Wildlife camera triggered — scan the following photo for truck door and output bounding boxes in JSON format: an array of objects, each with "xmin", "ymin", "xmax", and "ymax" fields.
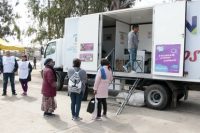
[
  {"xmin": 152, "ymin": 1, "xmax": 186, "ymax": 77},
  {"xmin": 115, "ymin": 21, "xmax": 129, "ymax": 71},
  {"xmin": 63, "ymin": 17, "xmax": 79, "ymax": 72},
  {"xmin": 77, "ymin": 14, "xmax": 101, "ymax": 71}
]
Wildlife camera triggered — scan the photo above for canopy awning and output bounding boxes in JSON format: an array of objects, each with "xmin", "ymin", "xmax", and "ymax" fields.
[{"xmin": 0, "ymin": 38, "xmax": 25, "ymax": 52}]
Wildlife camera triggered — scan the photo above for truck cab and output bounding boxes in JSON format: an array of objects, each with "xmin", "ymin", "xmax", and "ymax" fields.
[{"xmin": 42, "ymin": 38, "xmax": 67, "ymax": 90}]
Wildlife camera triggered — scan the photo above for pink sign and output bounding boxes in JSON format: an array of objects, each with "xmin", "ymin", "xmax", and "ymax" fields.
[
  {"xmin": 80, "ymin": 43, "xmax": 94, "ymax": 51},
  {"xmin": 79, "ymin": 53, "xmax": 93, "ymax": 62}
]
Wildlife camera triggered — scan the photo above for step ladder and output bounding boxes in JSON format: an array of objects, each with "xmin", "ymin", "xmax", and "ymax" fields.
[{"xmin": 116, "ymin": 78, "xmax": 141, "ymax": 115}]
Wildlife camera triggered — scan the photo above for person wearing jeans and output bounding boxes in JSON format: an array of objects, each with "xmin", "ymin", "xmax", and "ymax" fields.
[
  {"xmin": 0, "ymin": 51, "xmax": 18, "ymax": 96},
  {"xmin": 3, "ymin": 73, "xmax": 15, "ymax": 95},
  {"xmin": 70, "ymin": 92, "xmax": 83, "ymax": 119},
  {"xmin": 18, "ymin": 55, "xmax": 32, "ymax": 96},
  {"xmin": 124, "ymin": 48, "xmax": 137, "ymax": 72},
  {"xmin": 68, "ymin": 58, "xmax": 87, "ymax": 121},
  {"xmin": 123, "ymin": 24, "xmax": 139, "ymax": 73}
]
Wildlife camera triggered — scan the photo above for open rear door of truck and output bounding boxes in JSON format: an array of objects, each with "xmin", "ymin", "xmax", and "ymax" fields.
[
  {"xmin": 63, "ymin": 17, "xmax": 79, "ymax": 72},
  {"xmin": 77, "ymin": 14, "xmax": 102, "ymax": 72},
  {"xmin": 152, "ymin": 1, "xmax": 186, "ymax": 77}
]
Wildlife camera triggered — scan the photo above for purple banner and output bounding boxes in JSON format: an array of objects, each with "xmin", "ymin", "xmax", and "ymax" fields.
[{"xmin": 155, "ymin": 44, "xmax": 181, "ymax": 73}]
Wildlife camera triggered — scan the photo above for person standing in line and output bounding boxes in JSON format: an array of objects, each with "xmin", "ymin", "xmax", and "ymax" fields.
[
  {"xmin": 18, "ymin": 55, "xmax": 32, "ymax": 96},
  {"xmin": 33, "ymin": 57, "xmax": 37, "ymax": 69},
  {"xmin": 41, "ymin": 58, "xmax": 57, "ymax": 117},
  {"xmin": 68, "ymin": 58, "xmax": 87, "ymax": 121},
  {"xmin": 123, "ymin": 24, "xmax": 139, "ymax": 73},
  {"xmin": 0, "ymin": 51, "xmax": 18, "ymax": 96},
  {"xmin": 93, "ymin": 58, "xmax": 113, "ymax": 121}
]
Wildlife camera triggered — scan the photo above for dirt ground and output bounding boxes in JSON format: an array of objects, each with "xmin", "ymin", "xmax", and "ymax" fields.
[{"xmin": 0, "ymin": 70, "xmax": 200, "ymax": 133}]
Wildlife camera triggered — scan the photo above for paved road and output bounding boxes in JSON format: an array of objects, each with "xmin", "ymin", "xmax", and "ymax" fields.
[{"xmin": 0, "ymin": 70, "xmax": 200, "ymax": 133}]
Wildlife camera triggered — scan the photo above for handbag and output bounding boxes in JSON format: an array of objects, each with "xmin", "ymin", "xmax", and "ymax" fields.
[
  {"xmin": 27, "ymin": 73, "xmax": 31, "ymax": 82},
  {"xmin": 87, "ymin": 97, "xmax": 96, "ymax": 113}
]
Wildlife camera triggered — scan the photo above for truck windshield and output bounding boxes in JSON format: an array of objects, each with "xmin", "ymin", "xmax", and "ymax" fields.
[{"xmin": 45, "ymin": 42, "xmax": 56, "ymax": 57}]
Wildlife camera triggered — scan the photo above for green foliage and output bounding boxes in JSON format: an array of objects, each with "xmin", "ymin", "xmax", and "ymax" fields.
[
  {"xmin": 26, "ymin": 0, "xmax": 133, "ymax": 44},
  {"xmin": 0, "ymin": 1, "xmax": 21, "ymax": 39}
]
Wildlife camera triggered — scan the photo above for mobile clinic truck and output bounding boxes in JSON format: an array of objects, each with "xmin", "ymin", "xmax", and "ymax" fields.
[{"xmin": 43, "ymin": 1, "xmax": 200, "ymax": 110}]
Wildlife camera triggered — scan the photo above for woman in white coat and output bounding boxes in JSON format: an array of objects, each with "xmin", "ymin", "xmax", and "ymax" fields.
[{"xmin": 18, "ymin": 55, "xmax": 32, "ymax": 96}]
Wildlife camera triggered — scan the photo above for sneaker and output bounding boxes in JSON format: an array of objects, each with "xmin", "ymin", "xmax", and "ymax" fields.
[
  {"xmin": 102, "ymin": 114, "xmax": 108, "ymax": 118},
  {"xmin": 74, "ymin": 117, "xmax": 83, "ymax": 121},
  {"xmin": 130, "ymin": 70, "xmax": 136, "ymax": 74},
  {"xmin": 72, "ymin": 117, "xmax": 82, "ymax": 121},
  {"xmin": 22, "ymin": 92, "xmax": 27, "ymax": 96},
  {"xmin": 123, "ymin": 66, "xmax": 128, "ymax": 72},
  {"xmin": 95, "ymin": 117, "xmax": 102, "ymax": 121},
  {"xmin": 44, "ymin": 112, "xmax": 55, "ymax": 117},
  {"xmin": 2, "ymin": 93, "xmax": 6, "ymax": 96},
  {"xmin": 12, "ymin": 93, "xmax": 17, "ymax": 96}
]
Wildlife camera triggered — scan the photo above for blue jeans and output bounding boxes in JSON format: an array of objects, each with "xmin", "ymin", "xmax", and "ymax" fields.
[
  {"xmin": 125, "ymin": 48, "xmax": 137, "ymax": 71},
  {"xmin": 70, "ymin": 92, "xmax": 83, "ymax": 118},
  {"xmin": 3, "ymin": 73, "xmax": 16, "ymax": 94}
]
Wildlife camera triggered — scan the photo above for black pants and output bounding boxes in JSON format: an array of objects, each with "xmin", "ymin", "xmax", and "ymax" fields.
[
  {"xmin": 97, "ymin": 98, "xmax": 107, "ymax": 117},
  {"xmin": 82, "ymin": 84, "xmax": 88, "ymax": 101},
  {"xmin": 3, "ymin": 73, "xmax": 16, "ymax": 94}
]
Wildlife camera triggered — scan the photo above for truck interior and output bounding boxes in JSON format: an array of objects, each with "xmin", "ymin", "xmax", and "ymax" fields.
[{"xmin": 101, "ymin": 7, "xmax": 153, "ymax": 74}]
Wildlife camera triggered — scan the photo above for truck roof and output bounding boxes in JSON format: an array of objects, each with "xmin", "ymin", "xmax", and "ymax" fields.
[{"xmin": 102, "ymin": 4, "xmax": 154, "ymax": 24}]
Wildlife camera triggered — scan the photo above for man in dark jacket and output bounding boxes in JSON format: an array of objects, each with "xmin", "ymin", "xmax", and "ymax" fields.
[{"xmin": 0, "ymin": 51, "xmax": 18, "ymax": 96}]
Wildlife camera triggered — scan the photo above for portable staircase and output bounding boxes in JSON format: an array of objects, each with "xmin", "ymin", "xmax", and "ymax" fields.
[{"xmin": 116, "ymin": 78, "xmax": 141, "ymax": 115}]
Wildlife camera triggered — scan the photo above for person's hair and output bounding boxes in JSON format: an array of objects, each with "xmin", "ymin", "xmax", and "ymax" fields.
[
  {"xmin": 44, "ymin": 58, "xmax": 53, "ymax": 66},
  {"xmin": 132, "ymin": 24, "xmax": 139, "ymax": 30},
  {"xmin": 73, "ymin": 58, "xmax": 81, "ymax": 67},
  {"xmin": 101, "ymin": 58, "xmax": 110, "ymax": 66},
  {"xmin": 22, "ymin": 54, "xmax": 28, "ymax": 61},
  {"xmin": 101, "ymin": 58, "xmax": 111, "ymax": 70}
]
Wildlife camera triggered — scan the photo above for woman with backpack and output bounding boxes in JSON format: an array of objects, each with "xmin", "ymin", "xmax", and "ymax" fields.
[
  {"xmin": 93, "ymin": 58, "xmax": 113, "ymax": 120},
  {"xmin": 68, "ymin": 58, "xmax": 87, "ymax": 121}
]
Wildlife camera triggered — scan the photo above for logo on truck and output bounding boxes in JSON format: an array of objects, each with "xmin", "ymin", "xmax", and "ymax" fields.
[{"xmin": 186, "ymin": 16, "xmax": 197, "ymax": 34}]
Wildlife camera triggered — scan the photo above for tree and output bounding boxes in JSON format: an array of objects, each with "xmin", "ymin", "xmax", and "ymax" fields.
[
  {"xmin": 26, "ymin": 0, "xmax": 134, "ymax": 44},
  {"xmin": 110, "ymin": 0, "xmax": 135, "ymax": 10},
  {"xmin": 0, "ymin": 1, "xmax": 21, "ymax": 39}
]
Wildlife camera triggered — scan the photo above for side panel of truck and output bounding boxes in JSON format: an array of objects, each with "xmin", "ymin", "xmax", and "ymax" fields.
[
  {"xmin": 184, "ymin": 1, "xmax": 200, "ymax": 81},
  {"xmin": 63, "ymin": 17, "xmax": 79, "ymax": 72},
  {"xmin": 152, "ymin": 1, "xmax": 186, "ymax": 77},
  {"xmin": 77, "ymin": 14, "xmax": 101, "ymax": 71},
  {"xmin": 150, "ymin": 1, "xmax": 200, "ymax": 82}
]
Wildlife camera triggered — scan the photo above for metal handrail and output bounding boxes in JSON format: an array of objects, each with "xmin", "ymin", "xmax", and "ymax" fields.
[{"xmin": 105, "ymin": 48, "xmax": 115, "ymax": 60}]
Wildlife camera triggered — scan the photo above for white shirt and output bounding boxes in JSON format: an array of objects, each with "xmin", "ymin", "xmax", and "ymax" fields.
[
  {"xmin": 18, "ymin": 61, "xmax": 29, "ymax": 79},
  {"xmin": 2, "ymin": 56, "xmax": 15, "ymax": 73}
]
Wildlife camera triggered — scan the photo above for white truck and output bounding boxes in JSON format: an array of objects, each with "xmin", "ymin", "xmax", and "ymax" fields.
[{"xmin": 42, "ymin": 1, "xmax": 200, "ymax": 110}]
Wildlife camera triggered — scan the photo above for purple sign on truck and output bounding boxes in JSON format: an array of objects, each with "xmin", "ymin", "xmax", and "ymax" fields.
[{"xmin": 155, "ymin": 44, "xmax": 181, "ymax": 73}]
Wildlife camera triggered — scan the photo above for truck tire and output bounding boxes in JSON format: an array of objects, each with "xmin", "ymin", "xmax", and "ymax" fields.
[
  {"xmin": 144, "ymin": 84, "xmax": 170, "ymax": 110},
  {"xmin": 56, "ymin": 72, "xmax": 63, "ymax": 91}
]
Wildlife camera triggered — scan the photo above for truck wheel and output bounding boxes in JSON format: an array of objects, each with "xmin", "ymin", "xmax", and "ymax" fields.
[
  {"xmin": 56, "ymin": 72, "xmax": 63, "ymax": 91},
  {"xmin": 144, "ymin": 84, "xmax": 170, "ymax": 110}
]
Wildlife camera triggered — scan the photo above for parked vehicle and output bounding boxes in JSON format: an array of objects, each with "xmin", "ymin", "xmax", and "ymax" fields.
[{"xmin": 42, "ymin": 1, "xmax": 200, "ymax": 110}]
